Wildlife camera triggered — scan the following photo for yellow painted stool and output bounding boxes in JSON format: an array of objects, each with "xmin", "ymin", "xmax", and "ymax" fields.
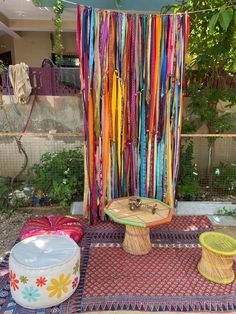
[{"xmin": 198, "ymin": 231, "xmax": 236, "ymax": 284}]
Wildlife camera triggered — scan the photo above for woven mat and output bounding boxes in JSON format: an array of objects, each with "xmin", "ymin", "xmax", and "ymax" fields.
[{"xmin": 1, "ymin": 215, "xmax": 235, "ymax": 313}]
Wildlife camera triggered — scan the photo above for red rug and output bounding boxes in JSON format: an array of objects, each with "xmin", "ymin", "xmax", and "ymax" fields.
[
  {"xmin": 1, "ymin": 215, "xmax": 236, "ymax": 313},
  {"xmin": 72, "ymin": 215, "xmax": 236, "ymax": 313}
]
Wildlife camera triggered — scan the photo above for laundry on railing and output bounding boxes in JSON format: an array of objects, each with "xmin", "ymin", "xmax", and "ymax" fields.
[
  {"xmin": 8, "ymin": 63, "xmax": 32, "ymax": 105},
  {"xmin": 0, "ymin": 67, "xmax": 81, "ymax": 96}
]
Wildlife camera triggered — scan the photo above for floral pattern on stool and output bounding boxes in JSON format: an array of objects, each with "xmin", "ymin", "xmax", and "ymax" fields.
[
  {"xmin": 9, "ymin": 235, "xmax": 80, "ymax": 309},
  {"xmin": 47, "ymin": 274, "xmax": 72, "ymax": 299}
]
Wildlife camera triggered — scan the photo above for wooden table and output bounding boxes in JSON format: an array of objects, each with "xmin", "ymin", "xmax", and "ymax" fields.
[{"xmin": 104, "ymin": 197, "xmax": 173, "ymax": 255}]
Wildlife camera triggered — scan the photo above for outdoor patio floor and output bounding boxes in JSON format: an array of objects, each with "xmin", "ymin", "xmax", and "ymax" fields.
[{"xmin": 0, "ymin": 208, "xmax": 236, "ymax": 313}]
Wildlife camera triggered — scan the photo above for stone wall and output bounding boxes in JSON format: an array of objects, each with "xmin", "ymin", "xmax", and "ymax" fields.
[{"xmin": 0, "ymin": 94, "xmax": 235, "ymax": 179}]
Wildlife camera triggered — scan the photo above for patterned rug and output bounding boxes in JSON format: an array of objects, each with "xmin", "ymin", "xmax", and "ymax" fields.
[{"xmin": 1, "ymin": 215, "xmax": 236, "ymax": 313}]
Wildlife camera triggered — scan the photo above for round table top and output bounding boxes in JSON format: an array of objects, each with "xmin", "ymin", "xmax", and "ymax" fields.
[
  {"xmin": 104, "ymin": 197, "xmax": 173, "ymax": 228},
  {"xmin": 199, "ymin": 232, "xmax": 236, "ymax": 256},
  {"xmin": 10, "ymin": 235, "xmax": 78, "ymax": 268}
]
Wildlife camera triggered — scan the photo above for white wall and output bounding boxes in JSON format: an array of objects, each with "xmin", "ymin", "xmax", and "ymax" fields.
[{"xmin": 1, "ymin": 31, "xmax": 77, "ymax": 66}]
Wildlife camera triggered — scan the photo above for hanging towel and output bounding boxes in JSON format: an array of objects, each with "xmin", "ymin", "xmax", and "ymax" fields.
[
  {"xmin": 9, "ymin": 63, "xmax": 32, "ymax": 105},
  {"xmin": 59, "ymin": 67, "xmax": 81, "ymax": 89}
]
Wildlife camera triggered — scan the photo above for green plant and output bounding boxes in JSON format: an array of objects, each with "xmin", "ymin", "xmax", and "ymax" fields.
[
  {"xmin": 217, "ymin": 206, "xmax": 236, "ymax": 217},
  {"xmin": 53, "ymin": 0, "xmax": 64, "ymax": 66},
  {"xmin": 163, "ymin": 1, "xmax": 236, "ymax": 189},
  {"xmin": 178, "ymin": 140, "xmax": 202, "ymax": 199},
  {"xmin": 213, "ymin": 162, "xmax": 236, "ymax": 192},
  {"xmin": 208, "ymin": 4, "xmax": 236, "ymax": 33},
  {"xmin": 0, "ymin": 177, "xmax": 11, "ymax": 213},
  {"xmin": 32, "ymin": 0, "xmax": 41, "ymax": 6},
  {"xmin": 178, "ymin": 182, "xmax": 203, "ymax": 199},
  {"xmin": 32, "ymin": 0, "xmax": 64, "ymax": 66},
  {"xmin": 10, "ymin": 192, "xmax": 25, "ymax": 209},
  {"xmin": 0, "ymin": 61, "xmax": 5, "ymax": 74},
  {"xmin": 30, "ymin": 150, "xmax": 84, "ymax": 207}
]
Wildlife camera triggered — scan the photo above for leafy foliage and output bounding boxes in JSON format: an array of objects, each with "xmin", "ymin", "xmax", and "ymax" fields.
[
  {"xmin": 178, "ymin": 182, "xmax": 203, "ymax": 200},
  {"xmin": 0, "ymin": 177, "xmax": 11, "ymax": 213},
  {"xmin": 33, "ymin": 0, "xmax": 64, "ymax": 66},
  {"xmin": 32, "ymin": 0, "xmax": 42, "ymax": 6},
  {"xmin": 213, "ymin": 162, "xmax": 236, "ymax": 192},
  {"xmin": 209, "ymin": 6, "xmax": 235, "ymax": 33},
  {"xmin": 162, "ymin": 0, "xmax": 236, "ymax": 105},
  {"xmin": 187, "ymin": 84, "xmax": 236, "ymax": 134},
  {"xmin": 217, "ymin": 206, "xmax": 236, "ymax": 217},
  {"xmin": 53, "ymin": 0, "xmax": 64, "ymax": 66},
  {"xmin": 0, "ymin": 61, "xmax": 5, "ymax": 74},
  {"xmin": 178, "ymin": 140, "xmax": 202, "ymax": 199},
  {"xmin": 163, "ymin": 1, "xmax": 236, "ymax": 191},
  {"xmin": 30, "ymin": 150, "xmax": 84, "ymax": 207}
]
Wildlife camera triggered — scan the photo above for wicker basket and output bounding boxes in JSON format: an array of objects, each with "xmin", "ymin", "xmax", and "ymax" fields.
[{"xmin": 198, "ymin": 232, "xmax": 236, "ymax": 284}]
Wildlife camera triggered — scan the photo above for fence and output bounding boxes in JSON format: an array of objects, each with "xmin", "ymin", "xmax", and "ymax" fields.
[
  {"xmin": 0, "ymin": 67, "xmax": 81, "ymax": 96},
  {"xmin": 178, "ymin": 134, "xmax": 236, "ymax": 201},
  {"xmin": 0, "ymin": 68, "xmax": 235, "ymax": 207},
  {"xmin": 0, "ymin": 132, "xmax": 235, "ymax": 205},
  {"xmin": 0, "ymin": 67, "xmax": 83, "ymax": 209},
  {"xmin": 0, "ymin": 133, "xmax": 84, "ymax": 208}
]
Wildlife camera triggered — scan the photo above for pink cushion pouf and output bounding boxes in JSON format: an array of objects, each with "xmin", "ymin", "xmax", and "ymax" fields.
[{"xmin": 19, "ymin": 215, "xmax": 83, "ymax": 243}]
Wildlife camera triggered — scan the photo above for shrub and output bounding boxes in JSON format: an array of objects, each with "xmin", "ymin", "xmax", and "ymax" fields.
[
  {"xmin": 30, "ymin": 149, "xmax": 84, "ymax": 207},
  {"xmin": 0, "ymin": 177, "xmax": 11, "ymax": 213},
  {"xmin": 213, "ymin": 162, "xmax": 236, "ymax": 192},
  {"xmin": 178, "ymin": 140, "xmax": 202, "ymax": 200}
]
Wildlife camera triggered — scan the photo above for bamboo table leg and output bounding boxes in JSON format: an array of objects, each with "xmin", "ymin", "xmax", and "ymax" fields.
[
  {"xmin": 122, "ymin": 225, "xmax": 152, "ymax": 255},
  {"xmin": 198, "ymin": 247, "xmax": 235, "ymax": 284}
]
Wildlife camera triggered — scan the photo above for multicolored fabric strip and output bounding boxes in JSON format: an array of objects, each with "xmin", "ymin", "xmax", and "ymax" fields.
[{"xmin": 77, "ymin": 5, "xmax": 190, "ymax": 223}]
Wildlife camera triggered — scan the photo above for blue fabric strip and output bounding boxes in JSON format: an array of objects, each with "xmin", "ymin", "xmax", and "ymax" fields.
[{"xmin": 89, "ymin": 8, "xmax": 94, "ymax": 84}]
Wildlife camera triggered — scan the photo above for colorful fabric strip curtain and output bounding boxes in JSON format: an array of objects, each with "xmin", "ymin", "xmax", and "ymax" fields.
[{"xmin": 77, "ymin": 5, "xmax": 190, "ymax": 223}]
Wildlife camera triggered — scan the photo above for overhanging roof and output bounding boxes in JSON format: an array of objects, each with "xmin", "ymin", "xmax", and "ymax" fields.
[{"xmin": 39, "ymin": 0, "xmax": 181, "ymax": 11}]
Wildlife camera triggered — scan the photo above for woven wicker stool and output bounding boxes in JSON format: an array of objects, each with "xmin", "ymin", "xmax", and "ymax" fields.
[{"xmin": 198, "ymin": 231, "xmax": 236, "ymax": 284}]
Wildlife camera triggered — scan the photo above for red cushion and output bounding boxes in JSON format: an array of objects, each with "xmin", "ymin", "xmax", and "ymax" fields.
[{"xmin": 19, "ymin": 215, "xmax": 83, "ymax": 243}]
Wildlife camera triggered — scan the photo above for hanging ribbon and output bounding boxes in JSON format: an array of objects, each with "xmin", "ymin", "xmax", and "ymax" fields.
[{"xmin": 77, "ymin": 6, "xmax": 190, "ymax": 222}]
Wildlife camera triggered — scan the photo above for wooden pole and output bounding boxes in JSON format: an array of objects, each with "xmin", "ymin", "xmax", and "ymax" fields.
[
  {"xmin": 0, "ymin": 132, "xmax": 83, "ymax": 137},
  {"xmin": 181, "ymin": 134, "xmax": 236, "ymax": 137}
]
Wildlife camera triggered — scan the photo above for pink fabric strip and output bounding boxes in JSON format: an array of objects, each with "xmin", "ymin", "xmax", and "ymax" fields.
[
  {"xmin": 130, "ymin": 15, "xmax": 136, "ymax": 194},
  {"xmin": 150, "ymin": 15, "xmax": 156, "ymax": 135},
  {"xmin": 167, "ymin": 15, "xmax": 173, "ymax": 77}
]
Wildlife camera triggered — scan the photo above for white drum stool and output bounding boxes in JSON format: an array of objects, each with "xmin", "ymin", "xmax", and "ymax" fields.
[{"xmin": 9, "ymin": 235, "xmax": 80, "ymax": 309}]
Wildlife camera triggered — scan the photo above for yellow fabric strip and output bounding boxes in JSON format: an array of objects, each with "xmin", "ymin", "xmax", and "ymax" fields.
[
  {"xmin": 166, "ymin": 91, "xmax": 173, "ymax": 207},
  {"xmin": 117, "ymin": 74, "xmax": 122, "ymax": 178},
  {"xmin": 111, "ymin": 71, "xmax": 117, "ymax": 141},
  {"xmin": 83, "ymin": 143, "xmax": 89, "ymax": 218},
  {"xmin": 102, "ymin": 73, "xmax": 110, "ymax": 209}
]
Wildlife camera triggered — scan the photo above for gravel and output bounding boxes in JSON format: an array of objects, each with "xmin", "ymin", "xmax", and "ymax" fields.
[{"xmin": 0, "ymin": 207, "xmax": 69, "ymax": 262}]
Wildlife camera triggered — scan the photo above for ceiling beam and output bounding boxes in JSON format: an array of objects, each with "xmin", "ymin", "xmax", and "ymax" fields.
[
  {"xmin": 0, "ymin": 13, "xmax": 21, "ymax": 39},
  {"xmin": 8, "ymin": 19, "xmax": 76, "ymax": 32}
]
